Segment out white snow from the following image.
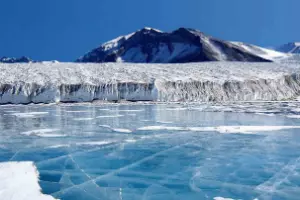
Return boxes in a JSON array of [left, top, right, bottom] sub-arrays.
[[65, 111, 90, 113], [21, 129, 66, 137], [277, 42, 300, 54], [286, 115, 300, 119], [96, 115, 124, 118], [1, 62, 300, 104], [203, 36, 227, 61], [9, 112, 49, 118], [0, 162, 57, 200], [137, 126, 187, 131], [117, 110, 143, 112], [231, 42, 289, 61], [99, 125, 132, 133], [102, 32, 135, 52], [47, 144, 70, 149], [156, 121, 173, 124], [75, 141, 114, 146], [214, 197, 235, 200], [102, 27, 161, 52], [73, 117, 94, 121], [111, 128, 132, 133], [143, 27, 162, 32], [190, 126, 300, 134]]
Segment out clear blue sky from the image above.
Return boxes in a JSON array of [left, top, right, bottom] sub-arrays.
[[1, 0, 299, 61]]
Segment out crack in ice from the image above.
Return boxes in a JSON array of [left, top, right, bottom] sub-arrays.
[[51, 142, 192, 197]]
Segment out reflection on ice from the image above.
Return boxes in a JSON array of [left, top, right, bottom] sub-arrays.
[[1, 102, 300, 200]]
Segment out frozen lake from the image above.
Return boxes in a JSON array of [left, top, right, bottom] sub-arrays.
[[1, 102, 300, 200]]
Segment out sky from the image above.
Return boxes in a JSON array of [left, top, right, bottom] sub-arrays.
[[0, 0, 300, 61]]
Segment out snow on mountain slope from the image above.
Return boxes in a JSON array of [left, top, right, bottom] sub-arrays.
[[276, 42, 300, 54], [77, 27, 272, 63], [0, 56, 33, 63], [230, 42, 289, 61], [1, 62, 300, 104]]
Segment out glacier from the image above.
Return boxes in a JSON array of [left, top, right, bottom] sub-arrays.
[[1, 62, 300, 104]]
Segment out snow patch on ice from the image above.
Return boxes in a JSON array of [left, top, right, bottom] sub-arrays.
[[137, 126, 186, 131], [165, 107, 188, 111], [156, 121, 174, 124], [73, 117, 94, 121], [214, 197, 235, 200], [111, 128, 132, 133], [0, 162, 57, 200], [65, 111, 90, 113], [9, 112, 49, 118], [117, 110, 144, 112], [99, 124, 111, 128], [125, 139, 137, 143], [21, 129, 66, 137], [286, 115, 300, 119], [190, 126, 300, 134], [47, 144, 70, 149], [137, 125, 300, 134], [255, 113, 276, 117], [99, 125, 132, 133], [96, 115, 124, 118], [75, 141, 115, 146]]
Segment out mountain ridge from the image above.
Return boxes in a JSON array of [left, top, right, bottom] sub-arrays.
[[77, 27, 281, 63], [0, 56, 33, 63], [276, 42, 300, 54]]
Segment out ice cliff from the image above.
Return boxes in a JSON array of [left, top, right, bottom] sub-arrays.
[[1, 62, 300, 104]]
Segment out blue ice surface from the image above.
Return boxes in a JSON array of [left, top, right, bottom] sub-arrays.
[[0, 103, 300, 200]]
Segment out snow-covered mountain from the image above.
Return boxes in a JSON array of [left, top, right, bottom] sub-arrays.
[[77, 27, 286, 63], [0, 56, 33, 63], [276, 42, 300, 54]]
